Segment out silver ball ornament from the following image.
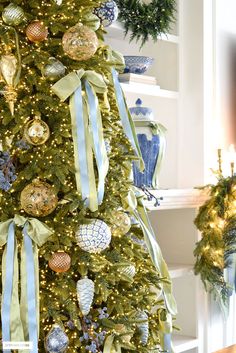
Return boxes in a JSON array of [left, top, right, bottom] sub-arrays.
[[42, 57, 66, 81], [2, 3, 25, 26], [45, 324, 69, 353]]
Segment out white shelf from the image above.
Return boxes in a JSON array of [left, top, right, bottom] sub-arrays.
[[173, 335, 199, 353], [168, 264, 193, 279], [144, 188, 209, 211], [121, 82, 178, 99], [106, 22, 180, 44]]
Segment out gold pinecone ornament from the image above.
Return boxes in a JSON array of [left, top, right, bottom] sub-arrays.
[[76, 277, 95, 316]]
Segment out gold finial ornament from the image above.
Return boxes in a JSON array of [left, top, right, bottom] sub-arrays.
[[0, 54, 18, 115]]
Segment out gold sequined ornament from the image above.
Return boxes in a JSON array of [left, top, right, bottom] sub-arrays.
[[26, 21, 48, 43], [0, 54, 18, 115], [48, 251, 71, 273], [2, 3, 26, 26], [111, 211, 131, 236], [23, 116, 50, 146], [42, 57, 66, 81], [62, 23, 99, 61], [20, 179, 58, 217]]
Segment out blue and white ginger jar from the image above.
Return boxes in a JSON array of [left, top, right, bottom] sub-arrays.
[[45, 324, 69, 353], [94, 1, 119, 27], [130, 99, 166, 189]]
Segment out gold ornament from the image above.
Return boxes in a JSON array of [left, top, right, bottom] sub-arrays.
[[49, 251, 71, 273], [2, 3, 26, 26], [111, 211, 131, 236], [24, 116, 50, 146], [20, 179, 58, 217], [0, 54, 18, 115], [62, 23, 99, 61], [26, 21, 48, 43]]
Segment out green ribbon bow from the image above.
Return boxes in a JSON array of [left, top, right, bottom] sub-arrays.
[[0, 215, 53, 352]]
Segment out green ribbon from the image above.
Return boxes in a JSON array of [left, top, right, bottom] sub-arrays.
[[103, 334, 121, 353], [52, 69, 109, 212], [0, 215, 53, 351]]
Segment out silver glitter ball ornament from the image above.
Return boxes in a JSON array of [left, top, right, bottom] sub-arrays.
[[45, 325, 69, 353], [42, 57, 66, 81], [76, 219, 111, 253], [2, 3, 25, 26]]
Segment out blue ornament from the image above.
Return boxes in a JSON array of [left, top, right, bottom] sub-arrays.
[[94, 1, 119, 27], [45, 325, 69, 353]]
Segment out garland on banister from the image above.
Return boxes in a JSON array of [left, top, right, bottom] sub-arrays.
[[194, 175, 236, 309], [116, 0, 176, 47]]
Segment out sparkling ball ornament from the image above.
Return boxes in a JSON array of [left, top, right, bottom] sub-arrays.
[[62, 23, 99, 61], [77, 277, 95, 316], [94, 1, 119, 27], [20, 179, 58, 217], [23, 116, 50, 146], [2, 3, 25, 26], [45, 324, 69, 353], [111, 211, 131, 236], [136, 311, 149, 346], [26, 21, 48, 42], [76, 219, 111, 253], [42, 57, 66, 81], [120, 265, 136, 280], [49, 251, 71, 273]]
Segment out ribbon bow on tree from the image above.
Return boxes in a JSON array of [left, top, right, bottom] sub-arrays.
[[52, 69, 109, 212], [0, 215, 53, 353]]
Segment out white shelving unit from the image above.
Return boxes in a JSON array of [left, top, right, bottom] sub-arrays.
[[105, 2, 210, 352]]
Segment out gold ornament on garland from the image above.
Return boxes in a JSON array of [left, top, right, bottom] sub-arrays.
[[0, 54, 18, 115], [23, 115, 50, 146], [26, 21, 48, 43], [62, 23, 99, 61], [48, 251, 71, 273], [2, 3, 26, 26], [111, 210, 131, 236], [20, 179, 58, 217]]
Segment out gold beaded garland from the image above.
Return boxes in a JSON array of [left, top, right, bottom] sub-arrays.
[[48, 251, 71, 273], [26, 21, 48, 43], [111, 211, 131, 236], [23, 116, 50, 146], [62, 23, 99, 61]]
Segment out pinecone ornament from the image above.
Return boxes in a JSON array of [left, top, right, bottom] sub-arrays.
[[136, 311, 149, 346], [77, 277, 94, 316]]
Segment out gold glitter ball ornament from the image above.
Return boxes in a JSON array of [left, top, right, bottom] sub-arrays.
[[20, 179, 58, 217], [23, 116, 50, 146], [62, 23, 99, 61], [48, 251, 71, 273], [2, 3, 25, 26], [111, 211, 131, 236], [26, 21, 48, 43]]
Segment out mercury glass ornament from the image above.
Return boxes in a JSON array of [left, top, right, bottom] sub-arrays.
[[49, 251, 71, 273], [2, 3, 25, 26], [26, 21, 48, 42], [62, 23, 99, 61], [77, 277, 95, 315], [94, 1, 119, 27], [20, 179, 58, 217], [76, 219, 111, 253], [23, 116, 50, 146], [45, 324, 69, 353], [111, 211, 131, 236], [42, 57, 66, 81]]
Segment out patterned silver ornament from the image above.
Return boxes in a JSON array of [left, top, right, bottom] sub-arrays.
[[76, 219, 111, 253], [42, 57, 66, 81], [77, 277, 95, 316], [45, 324, 69, 353], [120, 265, 136, 279], [2, 3, 25, 26], [93, 0, 119, 27], [136, 311, 149, 346]]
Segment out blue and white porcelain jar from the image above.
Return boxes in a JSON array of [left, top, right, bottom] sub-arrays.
[[94, 1, 119, 27], [130, 99, 166, 189]]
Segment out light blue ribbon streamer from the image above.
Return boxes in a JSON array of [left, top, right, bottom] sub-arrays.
[[2, 221, 15, 353], [164, 333, 172, 353], [23, 223, 38, 353], [112, 69, 144, 170], [85, 80, 107, 204], [74, 86, 90, 208]]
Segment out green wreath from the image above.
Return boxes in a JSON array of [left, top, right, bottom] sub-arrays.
[[116, 0, 176, 47]]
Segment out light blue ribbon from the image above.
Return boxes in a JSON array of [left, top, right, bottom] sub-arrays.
[[112, 69, 144, 171]]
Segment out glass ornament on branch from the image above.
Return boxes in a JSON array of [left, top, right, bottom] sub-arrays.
[[2, 3, 26, 26], [0, 53, 18, 115]]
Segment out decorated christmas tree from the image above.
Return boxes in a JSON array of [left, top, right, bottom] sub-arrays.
[[0, 1, 177, 352]]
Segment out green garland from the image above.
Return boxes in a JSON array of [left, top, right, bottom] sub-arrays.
[[116, 0, 176, 47], [194, 176, 236, 309]]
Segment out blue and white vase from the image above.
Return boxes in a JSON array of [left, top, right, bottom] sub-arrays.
[[45, 324, 69, 353], [93, 1, 119, 27], [130, 99, 166, 189]]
